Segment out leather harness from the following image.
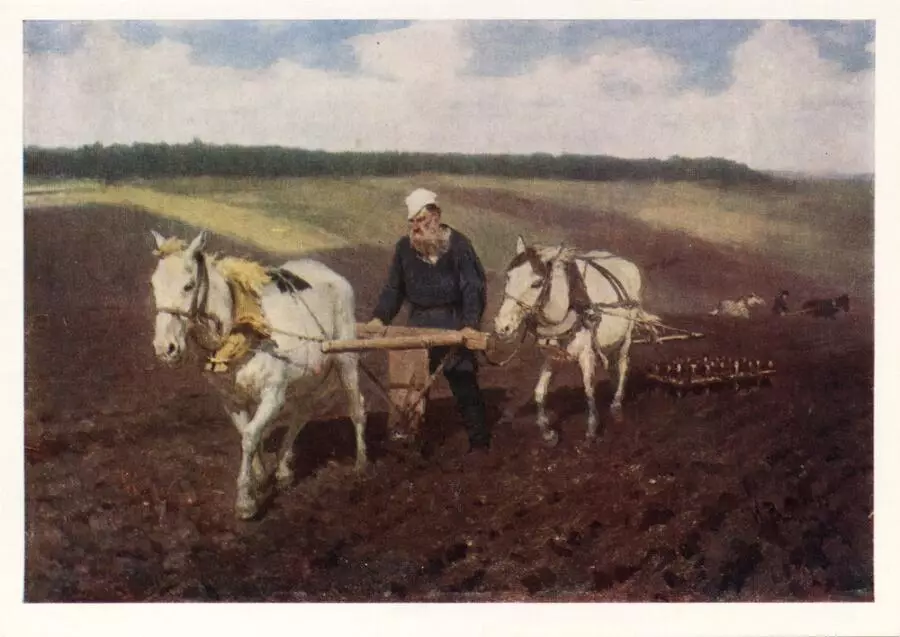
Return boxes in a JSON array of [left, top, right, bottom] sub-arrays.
[[506, 248, 637, 350]]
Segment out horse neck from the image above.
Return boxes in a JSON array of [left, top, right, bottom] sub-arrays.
[[540, 260, 571, 324], [202, 259, 234, 335]]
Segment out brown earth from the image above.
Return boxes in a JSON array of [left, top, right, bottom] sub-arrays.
[[24, 202, 873, 602]]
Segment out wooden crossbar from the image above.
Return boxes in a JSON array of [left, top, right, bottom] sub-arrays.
[[321, 324, 489, 354], [633, 332, 705, 345]]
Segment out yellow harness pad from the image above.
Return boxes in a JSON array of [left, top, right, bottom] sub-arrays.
[[154, 241, 282, 372], [207, 258, 275, 371]]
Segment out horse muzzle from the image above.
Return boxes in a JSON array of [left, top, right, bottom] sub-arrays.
[[154, 340, 185, 365], [493, 319, 521, 341]]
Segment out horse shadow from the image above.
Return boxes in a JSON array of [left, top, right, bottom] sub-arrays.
[[413, 387, 509, 458], [514, 381, 624, 420], [263, 386, 510, 482]]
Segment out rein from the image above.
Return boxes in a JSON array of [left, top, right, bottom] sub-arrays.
[[155, 252, 225, 350], [503, 248, 636, 337], [492, 246, 647, 364], [479, 322, 533, 367], [500, 246, 562, 329]]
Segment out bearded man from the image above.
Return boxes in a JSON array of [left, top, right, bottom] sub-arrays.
[[366, 188, 491, 452]]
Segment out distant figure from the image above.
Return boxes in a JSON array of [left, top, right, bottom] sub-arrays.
[[772, 290, 790, 316], [802, 293, 850, 319], [709, 293, 765, 319]]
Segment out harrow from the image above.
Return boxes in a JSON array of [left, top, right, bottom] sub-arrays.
[[644, 355, 777, 395]]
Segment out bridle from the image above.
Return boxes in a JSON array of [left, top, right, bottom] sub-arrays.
[[500, 246, 637, 339], [154, 251, 224, 349], [503, 250, 550, 322], [501, 247, 562, 330]]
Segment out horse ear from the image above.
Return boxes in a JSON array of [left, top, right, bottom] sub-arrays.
[[150, 230, 166, 250], [515, 235, 526, 255], [186, 230, 209, 257]]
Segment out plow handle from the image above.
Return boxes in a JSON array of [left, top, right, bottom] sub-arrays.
[[323, 328, 489, 353]]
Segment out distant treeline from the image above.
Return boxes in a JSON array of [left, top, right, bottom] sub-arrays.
[[24, 141, 773, 185]]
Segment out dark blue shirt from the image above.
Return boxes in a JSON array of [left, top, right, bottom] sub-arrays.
[[373, 227, 486, 330]]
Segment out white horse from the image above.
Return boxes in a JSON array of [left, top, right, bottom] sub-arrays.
[[149, 230, 367, 519], [709, 293, 765, 319], [493, 237, 653, 445]]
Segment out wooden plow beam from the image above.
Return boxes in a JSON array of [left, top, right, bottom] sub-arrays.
[[633, 331, 705, 345], [322, 325, 491, 439], [783, 308, 815, 317], [632, 317, 705, 345], [321, 324, 489, 354]]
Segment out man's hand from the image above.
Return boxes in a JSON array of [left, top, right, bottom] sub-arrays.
[[459, 326, 481, 345], [366, 317, 385, 329]]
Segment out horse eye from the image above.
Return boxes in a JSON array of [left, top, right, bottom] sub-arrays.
[[183, 281, 196, 292], [530, 280, 543, 289]]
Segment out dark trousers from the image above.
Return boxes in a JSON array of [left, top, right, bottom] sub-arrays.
[[429, 347, 490, 447]]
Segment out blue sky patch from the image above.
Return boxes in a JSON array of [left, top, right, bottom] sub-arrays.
[[127, 20, 410, 72], [24, 19, 874, 89], [24, 21, 89, 54], [788, 20, 874, 72]]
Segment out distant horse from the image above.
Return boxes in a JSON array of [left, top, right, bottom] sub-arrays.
[[493, 237, 657, 445], [802, 293, 850, 319], [709, 293, 765, 319], [149, 230, 367, 519]]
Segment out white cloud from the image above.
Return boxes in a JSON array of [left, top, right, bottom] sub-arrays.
[[700, 21, 873, 173], [23, 20, 873, 174], [351, 21, 470, 83]]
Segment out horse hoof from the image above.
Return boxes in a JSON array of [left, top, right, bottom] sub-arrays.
[[234, 498, 259, 520], [542, 430, 559, 447], [275, 469, 294, 488], [610, 406, 624, 423], [389, 429, 413, 443]]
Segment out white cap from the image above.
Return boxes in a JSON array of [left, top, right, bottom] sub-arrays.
[[405, 188, 438, 220]]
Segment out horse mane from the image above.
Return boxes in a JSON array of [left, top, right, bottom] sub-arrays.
[[506, 247, 541, 272], [211, 256, 273, 296], [152, 236, 274, 297], [507, 243, 591, 277], [152, 237, 188, 257]]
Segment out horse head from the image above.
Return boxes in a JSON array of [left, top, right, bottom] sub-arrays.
[[149, 229, 210, 364], [493, 236, 551, 339], [746, 293, 765, 307]]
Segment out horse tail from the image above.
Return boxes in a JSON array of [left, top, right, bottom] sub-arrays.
[[332, 276, 358, 343], [637, 308, 662, 325]]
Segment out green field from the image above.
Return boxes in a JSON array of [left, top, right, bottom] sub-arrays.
[[24, 174, 873, 292]]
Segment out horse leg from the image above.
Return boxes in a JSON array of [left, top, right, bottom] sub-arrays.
[[227, 408, 267, 482], [235, 386, 286, 520], [274, 410, 310, 487], [534, 359, 558, 446], [337, 353, 368, 471], [610, 318, 636, 421], [577, 347, 600, 439]]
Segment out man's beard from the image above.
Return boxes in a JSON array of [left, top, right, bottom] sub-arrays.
[[410, 225, 450, 260]]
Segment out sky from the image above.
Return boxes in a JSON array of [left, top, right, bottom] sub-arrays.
[[21, 19, 875, 175]]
